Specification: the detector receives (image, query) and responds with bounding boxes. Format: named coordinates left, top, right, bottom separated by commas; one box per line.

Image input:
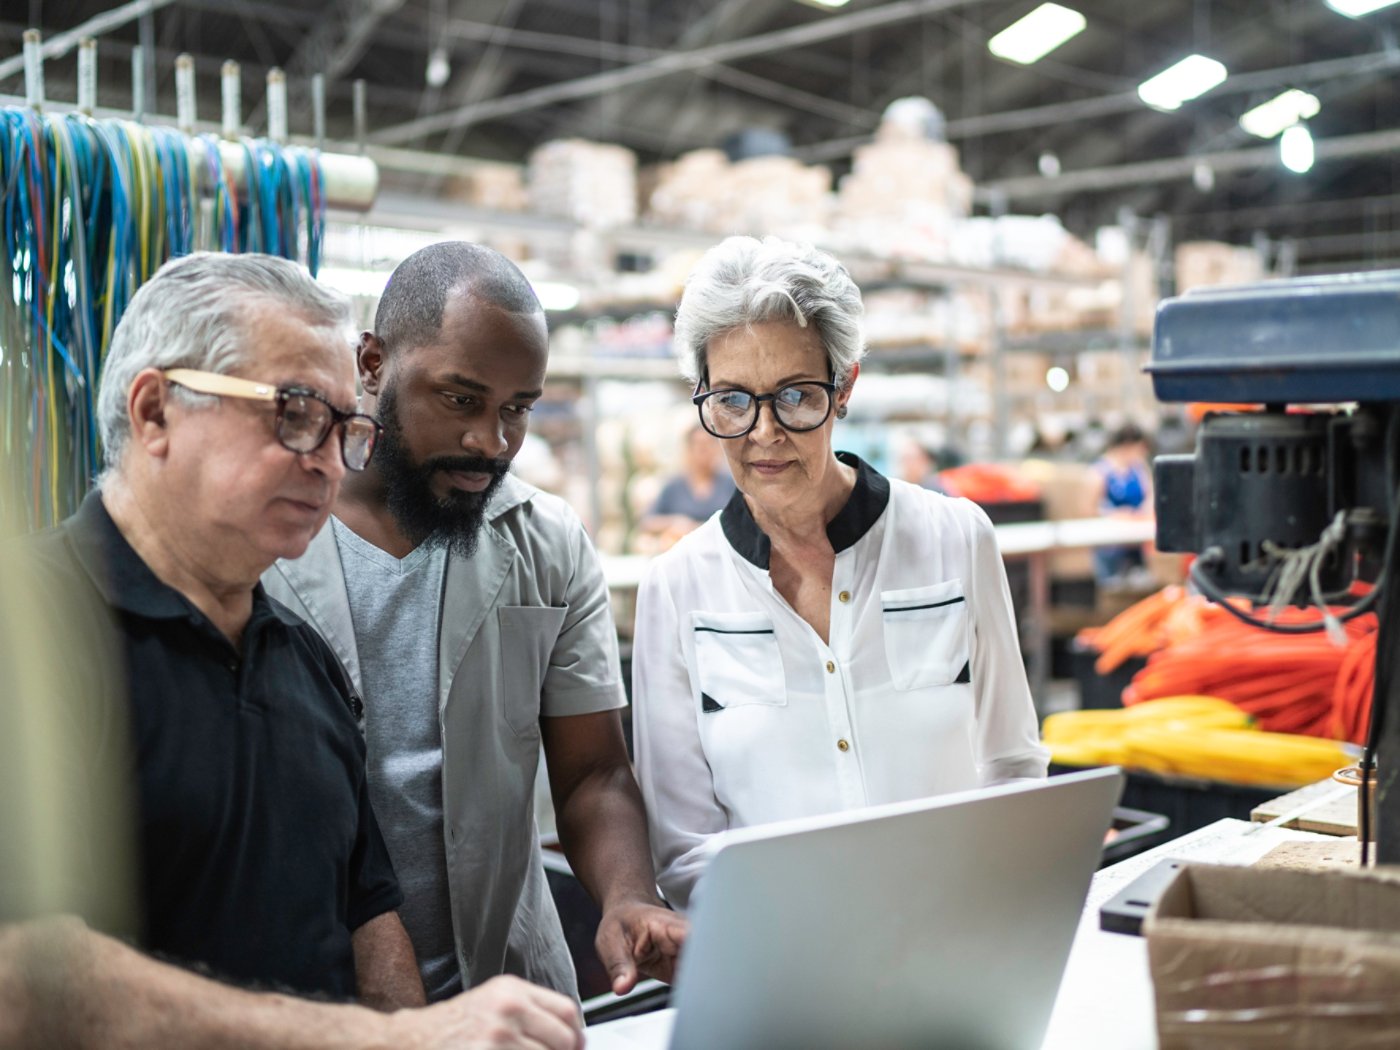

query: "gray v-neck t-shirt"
left=332, top=517, right=459, bottom=1001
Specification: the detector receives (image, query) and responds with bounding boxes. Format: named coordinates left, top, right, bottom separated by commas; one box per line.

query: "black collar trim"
left=719, top=452, right=891, bottom=570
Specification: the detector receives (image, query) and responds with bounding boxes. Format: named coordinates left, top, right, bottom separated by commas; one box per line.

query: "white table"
left=585, top=818, right=1337, bottom=1050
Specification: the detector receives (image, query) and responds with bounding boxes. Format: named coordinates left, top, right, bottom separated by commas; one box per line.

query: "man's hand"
left=392, top=975, right=583, bottom=1050
left=595, top=899, right=690, bottom=995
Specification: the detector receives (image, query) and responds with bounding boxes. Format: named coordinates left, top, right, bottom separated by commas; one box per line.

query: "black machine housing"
left=1146, top=272, right=1400, bottom=859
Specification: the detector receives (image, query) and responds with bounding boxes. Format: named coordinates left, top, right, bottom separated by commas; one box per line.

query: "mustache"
left=428, top=455, right=511, bottom=478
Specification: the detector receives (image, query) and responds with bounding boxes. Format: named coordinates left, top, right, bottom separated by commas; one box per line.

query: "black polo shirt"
left=21, top=491, right=402, bottom=1000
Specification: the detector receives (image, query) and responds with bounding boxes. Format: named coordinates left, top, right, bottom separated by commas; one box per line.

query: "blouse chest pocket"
left=881, top=580, right=970, bottom=692
left=691, top=611, right=787, bottom=713
left=498, top=605, right=568, bottom=738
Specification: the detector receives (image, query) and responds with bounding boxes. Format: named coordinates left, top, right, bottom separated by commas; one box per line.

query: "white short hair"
left=673, top=236, right=866, bottom=387
left=97, top=253, right=350, bottom=470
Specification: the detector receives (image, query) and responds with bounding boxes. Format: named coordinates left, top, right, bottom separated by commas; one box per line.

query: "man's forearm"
left=555, top=764, right=664, bottom=909
left=1, top=918, right=398, bottom=1050
left=353, top=911, right=427, bottom=1011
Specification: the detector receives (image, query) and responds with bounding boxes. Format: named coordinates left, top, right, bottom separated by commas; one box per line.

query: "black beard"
left=373, top=384, right=510, bottom=558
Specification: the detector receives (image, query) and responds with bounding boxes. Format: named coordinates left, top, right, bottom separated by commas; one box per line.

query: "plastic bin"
left=1069, top=640, right=1147, bottom=710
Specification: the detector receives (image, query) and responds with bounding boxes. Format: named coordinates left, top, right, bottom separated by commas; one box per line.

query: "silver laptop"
left=589, top=768, right=1122, bottom=1050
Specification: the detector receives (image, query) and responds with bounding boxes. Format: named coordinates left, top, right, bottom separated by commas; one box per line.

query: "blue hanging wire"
left=290, top=146, right=327, bottom=273
left=94, top=121, right=135, bottom=353
left=60, top=114, right=102, bottom=477
left=239, top=138, right=261, bottom=253
left=257, top=140, right=281, bottom=255
left=198, top=133, right=236, bottom=252
left=3, top=101, right=347, bottom=524
left=16, top=111, right=48, bottom=522
left=46, top=116, right=79, bottom=502
left=311, top=151, right=326, bottom=275
left=281, top=146, right=303, bottom=261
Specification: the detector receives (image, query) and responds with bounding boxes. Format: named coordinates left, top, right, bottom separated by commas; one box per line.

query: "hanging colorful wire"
left=0, top=109, right=328, bottom=530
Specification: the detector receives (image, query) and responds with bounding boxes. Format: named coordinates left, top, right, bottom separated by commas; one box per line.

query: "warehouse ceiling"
left=5, top=0, right=1400, bottom=275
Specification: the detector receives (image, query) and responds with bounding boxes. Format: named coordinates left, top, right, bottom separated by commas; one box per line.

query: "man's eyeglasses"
left=692, top=380, right=837, bottom=439
left=162, top=368, right=383, bottom=471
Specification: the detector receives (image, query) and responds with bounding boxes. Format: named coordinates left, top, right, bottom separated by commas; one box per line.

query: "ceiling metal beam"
left=978, top=127, right=1400, bottom=200
left=0, top=0, right=179, bottom=83
left=1297, top=256, right=1400, bottom=275
left=442, top=17, right=659, bottom=63
left=1179, top=192, right=1400, bottom=230
left=701, top=64, right=877, bottom=128
left=286, top=0, right=408, bottom=80
left=794, top=46, right=1400, bottom=164
left=430, top=17, right=879, bottom=127
left=371, top=0, right=982, bottom=145
left=1286, top=229, right=1400, bottom=256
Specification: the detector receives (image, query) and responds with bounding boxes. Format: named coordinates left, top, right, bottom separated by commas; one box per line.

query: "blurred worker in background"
left=0, top=252, right=583, bottom=1050
left=895, top=436, right=947, bottom=493
left=1092, top=421, right=1153, bottom=585
left=637, top=423, right=737, bottom=548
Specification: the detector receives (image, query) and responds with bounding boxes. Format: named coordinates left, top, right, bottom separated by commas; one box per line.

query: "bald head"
left=374, top=242, right=543, bottom=354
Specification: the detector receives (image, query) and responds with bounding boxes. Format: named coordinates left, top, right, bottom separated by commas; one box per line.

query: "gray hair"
left=673, top=236, right=866, bottom=387
left=97, top=252, right=350, bottom=469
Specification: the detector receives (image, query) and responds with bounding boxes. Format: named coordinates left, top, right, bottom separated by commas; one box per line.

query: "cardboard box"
left=1145, top=863, right=1400, bottom=1049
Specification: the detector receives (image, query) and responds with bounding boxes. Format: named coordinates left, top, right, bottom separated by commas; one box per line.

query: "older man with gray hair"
left=3, top=252, right=583, bottom=1050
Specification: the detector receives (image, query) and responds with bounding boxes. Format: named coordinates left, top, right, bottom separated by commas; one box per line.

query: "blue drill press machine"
left=1148, top=270, right=1400, bottom=859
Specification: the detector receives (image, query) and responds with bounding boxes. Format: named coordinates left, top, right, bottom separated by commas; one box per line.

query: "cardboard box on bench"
left=1144, top=863, right=1400, bottom=1049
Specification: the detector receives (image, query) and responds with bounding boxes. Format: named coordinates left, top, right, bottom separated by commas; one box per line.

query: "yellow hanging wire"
left=131, top=125, right=151, bottom=282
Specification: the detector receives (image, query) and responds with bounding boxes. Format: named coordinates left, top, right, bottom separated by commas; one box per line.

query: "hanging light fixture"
left=1280, top=124, right=1315, bottom=174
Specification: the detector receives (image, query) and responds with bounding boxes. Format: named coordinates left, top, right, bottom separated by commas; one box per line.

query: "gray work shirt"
left=265, top=474, right=628, bottom=994
left=332, top=518, right=459, bottom=1001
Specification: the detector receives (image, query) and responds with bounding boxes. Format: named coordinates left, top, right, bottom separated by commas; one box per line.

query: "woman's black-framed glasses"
left=692, top=379, right=837, bottom=439
left=163, top=368, right=383, bottom=471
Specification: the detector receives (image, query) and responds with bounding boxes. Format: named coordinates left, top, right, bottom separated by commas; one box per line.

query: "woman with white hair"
left=632, top=236, right=1049, bottom=910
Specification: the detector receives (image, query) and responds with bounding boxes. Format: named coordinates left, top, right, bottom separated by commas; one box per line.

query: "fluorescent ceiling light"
left=1326, top=0, right=1400, bottom=15
left=1280, top=124, right=1315, bottom=174
left=1239, top=89, right=1320, bottom=139
left=1137, top=54, right=1228, bottom=111
left=532, top=281, right=581, bottom=312
left=794, top=0, right=852, bottom=8
left=988, top=3, right=1086, bottom=65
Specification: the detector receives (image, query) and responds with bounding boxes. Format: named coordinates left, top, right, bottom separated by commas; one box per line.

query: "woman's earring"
left=836, top=404, right=848, bottom=420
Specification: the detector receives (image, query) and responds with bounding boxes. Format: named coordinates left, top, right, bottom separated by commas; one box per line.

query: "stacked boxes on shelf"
left=644, top=149, right=833, bottom=237
left=443, top=162, right=529, bottom=212
left=862, top=287, right=994, bottom=357
left=1174, top=240, right=1267, bottom=292
left=527, top=139, right=638, bottom=228
left=833, top=129, right=974, bottom=262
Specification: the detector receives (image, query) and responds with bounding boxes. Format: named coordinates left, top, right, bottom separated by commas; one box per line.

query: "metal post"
left=1117, top=208, right=1139, bottom=419
left=23, top=30, right=44, bottom=111
left=221, top=61, right=241, bottom=139
left=353, top=78, right=367, bottom=155
left=139, top=10, right=156, bottom=117
left=583, top=370, right=603, bottom=538
left=266, top=68, right=288, bottom=144
left=312, top=73, right=326, bottom=151
left=175, top=53, right=196, bottom=135
left=131, top=45, right=145, bottom=121
left=77, top=38, right=97, bottom=116
left=1026, top=551, right=1050, bottom=713
left=991, top=287, right=1009, bottom=460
